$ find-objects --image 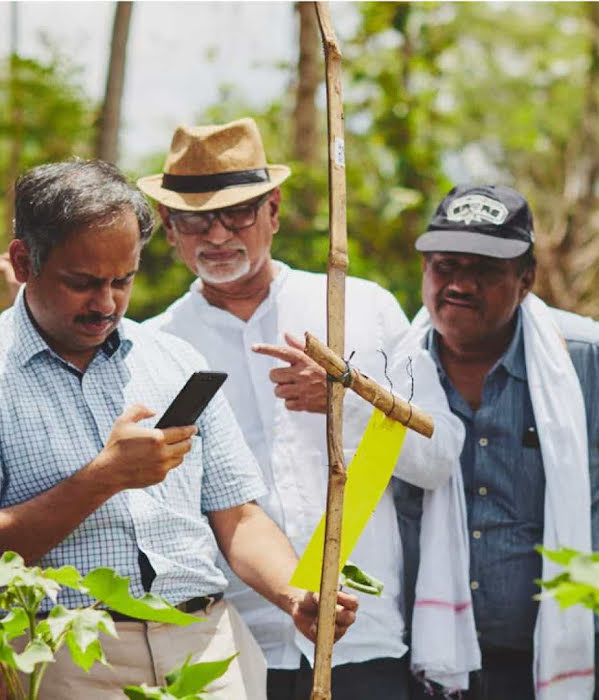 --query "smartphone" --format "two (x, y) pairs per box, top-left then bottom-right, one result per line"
(155, 371), (228, 429)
